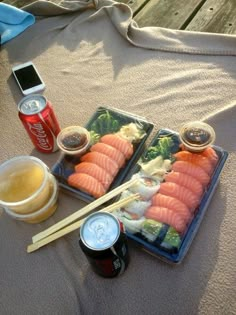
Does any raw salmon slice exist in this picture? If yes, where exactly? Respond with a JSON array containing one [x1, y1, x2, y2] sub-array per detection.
[[145, 206, 186, 233], [200, 147, 219, 166], [100, 134, 134, 159], [172, 160, 210, 186], [174, 150, 213, 175], [68, 173, 106, 198], [80, 151, 119, 177], [151, 193, 192, 224], [90, 142, 125, 168], [164, 171, 204, 197], [75, 162, 113, 190], [159, 182, 200, 210]]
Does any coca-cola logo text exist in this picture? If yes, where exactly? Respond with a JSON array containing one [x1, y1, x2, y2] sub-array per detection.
[[27, 122, 53, 151]]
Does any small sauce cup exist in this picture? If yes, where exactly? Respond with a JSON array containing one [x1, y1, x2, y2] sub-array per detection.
[[56, 126, 90, 157], [179, 121, 216, 152]]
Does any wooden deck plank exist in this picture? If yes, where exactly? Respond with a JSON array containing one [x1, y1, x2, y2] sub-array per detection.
[[132, 0, 207, 29], [134, 0, 206, 29], [185, 0, 236, 34], [115, 0, 150, 15]]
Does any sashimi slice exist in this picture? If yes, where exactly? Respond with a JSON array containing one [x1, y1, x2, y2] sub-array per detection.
[[164, 171, 204, 197], [174, 150, 213, 175], [75, 162, 113, 190], [80, 151, 119, 177], [145, 206, 186, 233], [100, 134, 134, 159], [159, 182, 200, 210], [68, 173, 106, 198], [90, 142, 125, 168], [172, 160, 210, 186], [200, 147, 219, 166], [151, 193, 192, 224]]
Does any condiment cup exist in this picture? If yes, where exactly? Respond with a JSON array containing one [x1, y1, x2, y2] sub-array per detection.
[[56, 126, 90, 156], [179, 121, 216, 152]]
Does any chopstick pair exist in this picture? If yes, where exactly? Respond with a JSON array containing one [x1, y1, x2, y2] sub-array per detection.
[[27, 178, 140, 253]]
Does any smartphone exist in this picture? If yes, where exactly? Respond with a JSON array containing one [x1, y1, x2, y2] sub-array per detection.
[[12, 61, 45, 95]]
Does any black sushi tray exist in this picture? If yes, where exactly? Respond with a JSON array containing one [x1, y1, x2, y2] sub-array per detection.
[[116, 128, 228, 264], [51, 106, 154, 203]]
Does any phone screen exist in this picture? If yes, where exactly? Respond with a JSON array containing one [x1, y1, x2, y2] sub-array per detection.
[[14, 65, 43, 90]]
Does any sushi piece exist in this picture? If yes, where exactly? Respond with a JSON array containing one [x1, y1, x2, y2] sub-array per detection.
[[200, 146, 219, 166], [164, 171, 204, 197], [90, 142, 125, 168], [129, 173, 160, 200], [151, 193, 192, 223], [141, 219, 164, 242], [68, 173, 106, 198], [80, 151, 119, 177], [100, 134, 134, 159], [174, 150, 213, 175], [120, 190, 151, 219], [116, 215, 145, 234], [75, 162, 113, 190], [159, 182, 200, 210], [145, 206, 186, 233], [160, 227, 181, 253], [172, 160, 210, 186]]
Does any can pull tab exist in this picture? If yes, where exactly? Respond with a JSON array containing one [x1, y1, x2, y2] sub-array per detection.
[[25, 100, 40, 113], [110, 246, 126, 276]]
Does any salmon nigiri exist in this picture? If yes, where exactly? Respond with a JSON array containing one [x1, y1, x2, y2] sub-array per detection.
[[90, 142, 125, 168], [75, 162, 113, 190], [172, 160, 210, 186], [151, 193, 192, 224], [100, 134, 134, 159], [174, 150, 213, 175], [159, 182, 200, 210], [68, 173, 106, 198], [200, 147, 219, 167], [80, 151, 119, 177], [145, 206, 186, 233], [164, 171, 204, 197]]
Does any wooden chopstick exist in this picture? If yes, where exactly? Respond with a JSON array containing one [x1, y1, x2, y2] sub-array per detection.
[[27, 193, 140, 253], [32, 178, 139, 244]]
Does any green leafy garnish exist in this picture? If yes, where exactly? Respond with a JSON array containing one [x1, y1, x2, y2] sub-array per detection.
[[90, 111, 120, 136], [145, 136, 179, 161], [89, 130, 100, 145]]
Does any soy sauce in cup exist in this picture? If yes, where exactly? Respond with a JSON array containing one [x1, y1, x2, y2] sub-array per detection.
[[57, 126, 90, 157], [179, 121, 216, 152]]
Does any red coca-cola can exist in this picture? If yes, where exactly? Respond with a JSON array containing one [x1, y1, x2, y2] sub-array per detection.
[[18, 95, 61, 153]]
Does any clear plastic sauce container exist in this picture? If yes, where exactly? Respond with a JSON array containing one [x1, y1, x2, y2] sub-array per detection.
[[179, 121, 216, 152], [57, 126, 90, 156]]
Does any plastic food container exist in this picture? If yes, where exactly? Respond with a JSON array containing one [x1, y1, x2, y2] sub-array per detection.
[[52, 106, 154, 202], [179, 121, 216, 152], [4, 174, 58, 223], [112, 128, 228, 264], [57, 126, 91, 156], [0, 156, 55, 214]]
